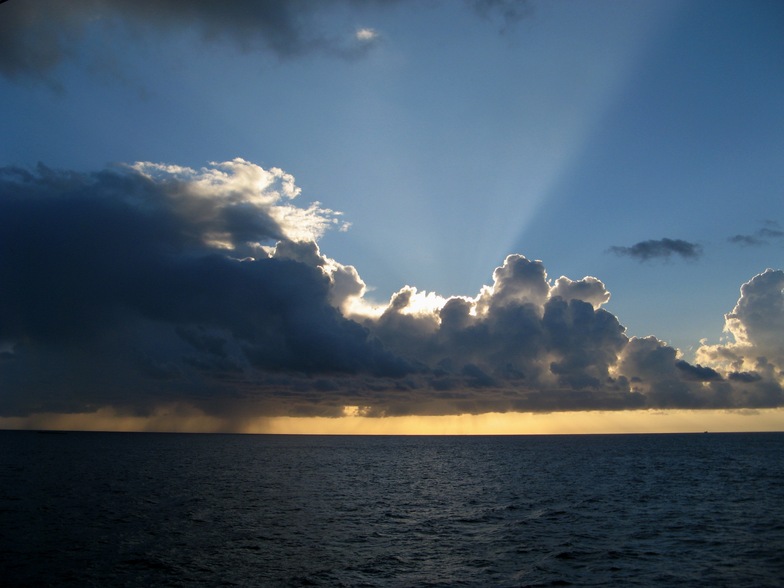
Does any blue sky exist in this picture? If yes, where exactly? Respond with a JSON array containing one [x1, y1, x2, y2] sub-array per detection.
[[1, 0, 783, 432]]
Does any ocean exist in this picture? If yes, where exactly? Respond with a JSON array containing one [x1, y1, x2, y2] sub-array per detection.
[[1, 431, 782, 587]]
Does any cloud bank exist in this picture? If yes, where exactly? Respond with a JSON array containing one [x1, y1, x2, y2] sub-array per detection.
[[0, 160, 782, 423], [0, 0, 531, 83]]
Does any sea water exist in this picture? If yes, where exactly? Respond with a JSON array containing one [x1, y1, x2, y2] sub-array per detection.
[[1, 431, 782, 587]]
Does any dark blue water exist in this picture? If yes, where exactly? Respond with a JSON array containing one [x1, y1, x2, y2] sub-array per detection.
[[1, 431, 783, 587]]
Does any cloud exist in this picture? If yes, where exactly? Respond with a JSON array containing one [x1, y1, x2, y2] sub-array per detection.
[[729, 235, 765, 247], [549, 276, 611, 310], [355, 28, 379, 43], [469, 0, 533, 31], [728, 221, 784, 247], [608, 238, 702, 261], [1, 160, 782, 423], [697, 269, 784, 369], [0, 160, 406, 418], [0, 0, 533, 83], [694, 268, 784, 408]]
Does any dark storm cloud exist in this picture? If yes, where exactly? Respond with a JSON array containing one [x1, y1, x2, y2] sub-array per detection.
[[0, 0, 533, 82], [0, 161, 408, 417], [674, 360, 722, 382], [608, 238, 702, 261], [0, 0, 369, 81], [728, 371, 762, 383], [1, 160, 782, 421]]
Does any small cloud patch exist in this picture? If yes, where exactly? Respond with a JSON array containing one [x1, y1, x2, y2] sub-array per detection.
[[355, 28, 378, 42], [608, 238, 702, 262], [728, 221, 784, 247]]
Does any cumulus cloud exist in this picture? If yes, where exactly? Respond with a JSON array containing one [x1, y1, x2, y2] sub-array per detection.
[[550, 276, 611, 310], [696, 269, 784, 373], [0, 0, 533, 83], [0, 160, 782, 422], [0, 160, 406, 418], [691, 269, 784, 409], [608, 238, 702, 261]]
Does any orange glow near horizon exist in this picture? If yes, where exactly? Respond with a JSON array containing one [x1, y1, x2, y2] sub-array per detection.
[[0, 406, 782, 435]]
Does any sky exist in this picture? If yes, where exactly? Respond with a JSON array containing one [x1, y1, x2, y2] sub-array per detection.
[[1, 0, 783, 434]]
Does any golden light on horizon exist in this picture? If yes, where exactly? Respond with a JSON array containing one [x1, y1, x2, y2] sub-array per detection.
[[0, 406, 782, 435]]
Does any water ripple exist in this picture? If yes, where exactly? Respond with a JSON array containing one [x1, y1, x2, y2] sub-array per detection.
[[1, 432, 783, 587]]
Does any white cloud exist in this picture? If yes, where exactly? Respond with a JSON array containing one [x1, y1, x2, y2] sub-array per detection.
[[696, 269, 784, 382], [355, 28, 379, 42], [130, 158, 347, 255], [550, 276, 611, 310]]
